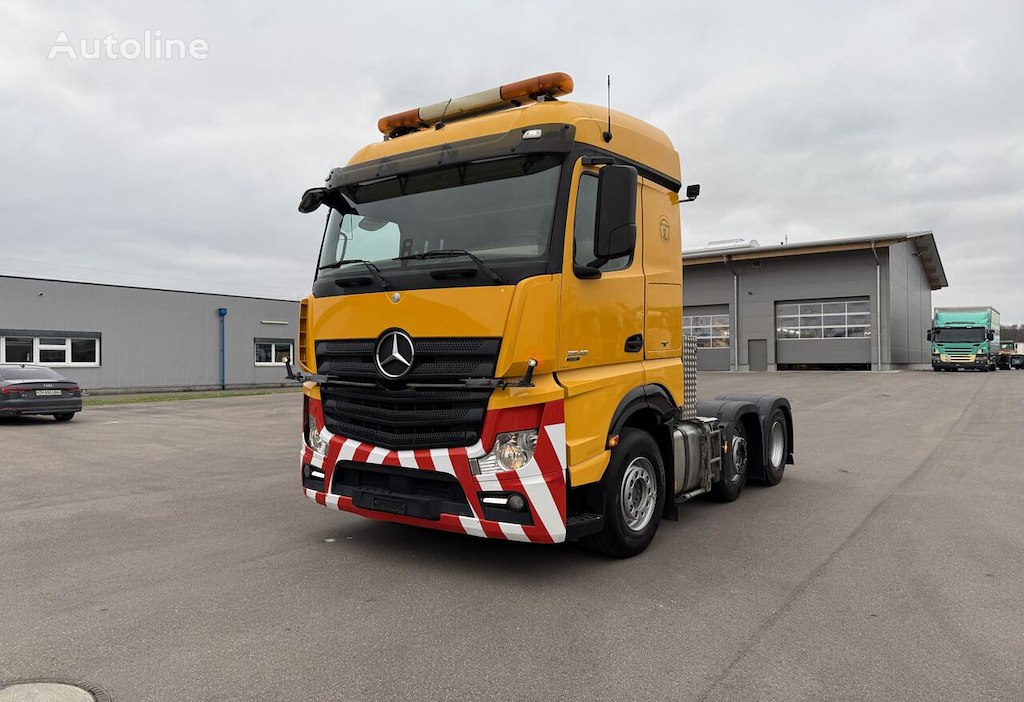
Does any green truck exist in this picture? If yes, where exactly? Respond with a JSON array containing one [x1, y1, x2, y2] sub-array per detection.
[[928, 306, 1000, 371]]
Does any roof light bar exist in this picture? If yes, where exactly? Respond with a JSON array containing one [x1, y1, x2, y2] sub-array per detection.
[[377, 72, 574, 136]]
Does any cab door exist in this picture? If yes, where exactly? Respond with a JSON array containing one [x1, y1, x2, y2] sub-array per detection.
[[557, 159, 645, 372], [641, 177, 682, 359]]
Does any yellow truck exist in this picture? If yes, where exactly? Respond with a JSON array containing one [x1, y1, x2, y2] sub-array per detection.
[[290, 73, 794, 556]]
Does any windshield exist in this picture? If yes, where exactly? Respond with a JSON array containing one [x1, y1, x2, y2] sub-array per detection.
[[0, 366, 65, 381], [933, 327, 985, 343], [317, 154, 561, 272]]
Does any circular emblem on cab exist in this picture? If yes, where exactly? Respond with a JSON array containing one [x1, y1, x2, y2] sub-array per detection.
[[375, 329, 415, 379], [659, 216, 671, 242]]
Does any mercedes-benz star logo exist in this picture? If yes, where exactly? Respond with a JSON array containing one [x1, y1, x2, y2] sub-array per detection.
[[375, 329, 415, 379]]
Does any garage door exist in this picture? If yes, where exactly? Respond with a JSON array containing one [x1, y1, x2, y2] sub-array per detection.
[[684, 304, 731, 371], [775, 298, 871, 367]]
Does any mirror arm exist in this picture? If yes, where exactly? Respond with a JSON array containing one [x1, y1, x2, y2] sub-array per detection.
[[573, 264, 603, 279]]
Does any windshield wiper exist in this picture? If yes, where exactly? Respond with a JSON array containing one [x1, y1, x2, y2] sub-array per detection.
[[393, 249, 506, 284], [318, 259, 392, 290]]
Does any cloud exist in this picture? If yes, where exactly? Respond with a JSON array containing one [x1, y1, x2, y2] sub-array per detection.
[[1, 0, 1022, 319]]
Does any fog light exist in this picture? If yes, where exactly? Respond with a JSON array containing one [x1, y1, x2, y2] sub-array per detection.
[[507, 493, 527, 512]]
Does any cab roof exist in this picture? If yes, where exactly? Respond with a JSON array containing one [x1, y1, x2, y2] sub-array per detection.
[[345, 100, 682, 190]]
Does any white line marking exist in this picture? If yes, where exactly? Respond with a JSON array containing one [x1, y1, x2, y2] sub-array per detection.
[[499, 523, 530, 542], [458, 516, 487, 538], [430, 449, 456, 476], [518, 460, 566, 542]]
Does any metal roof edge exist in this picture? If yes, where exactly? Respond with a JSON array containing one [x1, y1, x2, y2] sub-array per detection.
[[682, 230, 948, 290], [0, 274, 302, 304]]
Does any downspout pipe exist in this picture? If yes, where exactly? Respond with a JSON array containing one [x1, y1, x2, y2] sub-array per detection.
[[723, 254, 739, 371], [217, 307, 228, 390], [870, 242, 881, 371]]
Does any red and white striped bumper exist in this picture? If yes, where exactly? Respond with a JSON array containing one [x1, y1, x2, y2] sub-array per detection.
[[301, 398, 568, 543]]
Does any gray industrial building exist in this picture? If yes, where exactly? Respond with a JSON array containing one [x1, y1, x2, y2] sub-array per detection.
[[2, 230, 945, 391], [1, 276, 300, 392], [682, 231, 947, 371]]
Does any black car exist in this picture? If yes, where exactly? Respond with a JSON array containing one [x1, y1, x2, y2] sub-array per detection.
[[0, 364, 83, 421]]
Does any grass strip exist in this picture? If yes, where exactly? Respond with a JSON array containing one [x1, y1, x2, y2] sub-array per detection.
[[84, 387, 301, 407]]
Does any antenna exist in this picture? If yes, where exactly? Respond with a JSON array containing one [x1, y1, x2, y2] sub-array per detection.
[[435, 97, 454, 130], [602, 75, 613, 143]]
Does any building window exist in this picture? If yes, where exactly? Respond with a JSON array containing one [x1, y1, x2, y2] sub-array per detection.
[[684, 313, 731, 348], [776, 298, 871, 339], [255, 339, 293, 366], [0, 333, 100, 366]]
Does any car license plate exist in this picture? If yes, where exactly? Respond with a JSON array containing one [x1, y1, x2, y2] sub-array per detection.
[[36, 390, 62, 396], [371, 496, 407, 515]]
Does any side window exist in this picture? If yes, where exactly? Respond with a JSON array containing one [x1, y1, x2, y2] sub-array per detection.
[[255, 339, 294, 366], [572, 172, 630, 274], [0, 333, 100, 366]]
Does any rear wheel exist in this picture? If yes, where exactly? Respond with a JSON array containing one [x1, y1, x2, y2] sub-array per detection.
[[759, 409, 788, 486], [582, 428, 665, 558], [710, 421, 747, 502], [53, 413, 75, 422]]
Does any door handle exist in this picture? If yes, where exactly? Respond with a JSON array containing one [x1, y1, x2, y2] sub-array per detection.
[[624, 334, 643, 353]]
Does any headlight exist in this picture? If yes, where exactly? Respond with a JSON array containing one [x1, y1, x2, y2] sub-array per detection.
[[474, 430, 538, 474], [307, 414, 329, 454]]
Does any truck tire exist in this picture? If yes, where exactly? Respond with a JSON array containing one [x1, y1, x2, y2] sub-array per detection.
[[710, 421, 747, 502], [582, 428, 665, 558], [759, 408, 788, 486]]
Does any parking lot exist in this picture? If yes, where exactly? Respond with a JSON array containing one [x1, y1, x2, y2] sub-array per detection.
[[2, 371, 1023, 701]]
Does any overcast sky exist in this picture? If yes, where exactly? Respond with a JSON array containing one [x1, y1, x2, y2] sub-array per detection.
[[2, 1, 1022, 321]]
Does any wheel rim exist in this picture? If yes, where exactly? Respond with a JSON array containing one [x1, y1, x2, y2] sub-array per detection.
[[620, 457, 657, 532], [769, 420, 785, 468], [728, 434, 747, 484]]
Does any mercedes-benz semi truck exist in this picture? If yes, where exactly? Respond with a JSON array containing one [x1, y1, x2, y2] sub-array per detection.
[[288, 72, 794, 557]]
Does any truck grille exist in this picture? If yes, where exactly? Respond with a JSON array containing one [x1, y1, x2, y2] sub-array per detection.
[[316, 337, 500, 450]]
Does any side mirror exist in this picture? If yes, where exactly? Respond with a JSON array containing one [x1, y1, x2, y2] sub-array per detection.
[[926, 330, 933, 341], [594, 164, 637, 260], [987, 330, 995, 341], [298, 188, 328, 213], [685, 183, 700, 199]]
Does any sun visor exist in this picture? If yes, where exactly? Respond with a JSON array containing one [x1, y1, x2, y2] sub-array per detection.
[[327, 124, 575, 191]]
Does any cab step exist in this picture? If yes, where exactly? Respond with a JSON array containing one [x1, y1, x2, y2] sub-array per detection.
[[565, 513, 604, 540]]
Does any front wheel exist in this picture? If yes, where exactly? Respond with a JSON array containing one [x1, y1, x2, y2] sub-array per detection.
[[582, 428, 665, 558]]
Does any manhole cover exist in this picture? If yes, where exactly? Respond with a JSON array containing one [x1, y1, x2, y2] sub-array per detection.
[[0, 679, 110, 702]]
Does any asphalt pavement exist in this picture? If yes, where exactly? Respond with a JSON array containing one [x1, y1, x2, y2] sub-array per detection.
[[2, 371, 1022, 701]]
